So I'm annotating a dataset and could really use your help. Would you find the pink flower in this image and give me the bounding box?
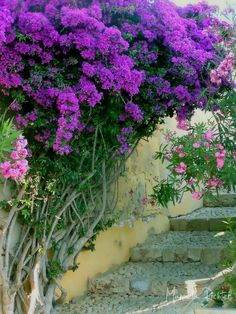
[175,162,187,174]
[193,141,200,148]
[178,152,185,158]
[216,158,225,169]
[203,130,214,142]
[9,168,20,180]
[18,148,28,158]
[10,151,20,160]
[14,135,28,150]
[15,159,29,177]
[192,191,201,200]
[0,161,12,179]
[210,70,221,86]
[187,178,194,186]
[215,150,226,169]
[0,135,29,181]
[204,141,210,148]
[207,176,223,188]
[177,119,188,130]
[210,53,234,86]
[166,153,172,160]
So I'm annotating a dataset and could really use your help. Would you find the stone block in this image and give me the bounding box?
[144,248,163,261]
[204,194,236,207]
[187,219,209,231]
[162,248,175,262]
[150,280,168,296]
[130,248,147,261]
[130,279,151,294]
[175,247,188,262]
[89,277,130,294]
[170,219,188,231]
[188,248,202,262]
[201,248,221,265]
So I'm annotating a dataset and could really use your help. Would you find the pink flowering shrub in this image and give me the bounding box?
[153,120,236,206]
[210,52,235,86]
[0,113,29,181]
[0,135,29,180]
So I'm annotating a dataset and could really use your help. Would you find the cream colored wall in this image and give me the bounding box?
[61,130,171,300]
[60,115,204,300]
[60,215,169,300]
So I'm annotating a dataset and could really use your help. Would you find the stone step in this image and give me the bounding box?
[204,193,236,207]
[170,207,236,231]
[60,293,203,314]
[130,231,232,264]
[60,294,166,314]
[88,262,222,297]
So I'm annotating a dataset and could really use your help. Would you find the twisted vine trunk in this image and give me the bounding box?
[0,151,121,314]
[0,273,16,314]
[0,125,134,314]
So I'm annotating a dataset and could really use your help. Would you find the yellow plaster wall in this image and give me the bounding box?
[61,130,171,300]
[60,214,169,300]
[61,116,202,300]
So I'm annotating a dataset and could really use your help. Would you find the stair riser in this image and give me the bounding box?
[170,218,236,231]
[204,194,236,207]
[89,279,208,297]
[130,247,228,264]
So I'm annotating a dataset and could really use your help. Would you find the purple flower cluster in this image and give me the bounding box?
[101,0,230,121]
[0,0,232,156]
[0,0,144,154]
[124,102,143,122]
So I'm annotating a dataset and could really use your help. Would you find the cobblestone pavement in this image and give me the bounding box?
[59,293,204,314]
[59,196,236,314]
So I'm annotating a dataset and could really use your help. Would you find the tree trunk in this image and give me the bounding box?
[44,284,57,314]
[0,272,15,314]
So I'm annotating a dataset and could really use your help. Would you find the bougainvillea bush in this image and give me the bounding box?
[0,0,234,313]
[0,0,232,155]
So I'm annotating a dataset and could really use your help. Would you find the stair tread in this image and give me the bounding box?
[133,231,232,249]
[60,293,204,314]
[60,295,166,314]
[171,207,236,221]
[204,193,236,207]
[91,261,222,282]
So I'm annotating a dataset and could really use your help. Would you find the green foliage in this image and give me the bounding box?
[47,260,63,280]
[152,85,236,208]
[0,112,21,163]
[152,179,181,207]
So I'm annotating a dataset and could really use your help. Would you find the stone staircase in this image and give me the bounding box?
[60,193,236,314]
